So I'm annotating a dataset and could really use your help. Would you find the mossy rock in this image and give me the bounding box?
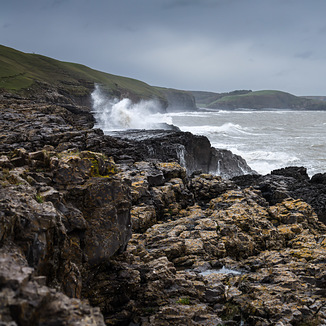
[54,150,119,186]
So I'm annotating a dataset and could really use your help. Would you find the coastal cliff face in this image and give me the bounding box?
[156,87,197,112]
[1,94,326,325]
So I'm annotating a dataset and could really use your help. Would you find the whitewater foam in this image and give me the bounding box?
[164,109,326,176]
[211,147,299,175]
[178,122,251,136]
[91,84,172,131]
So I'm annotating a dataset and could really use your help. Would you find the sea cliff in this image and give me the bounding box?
[1,93,326,325]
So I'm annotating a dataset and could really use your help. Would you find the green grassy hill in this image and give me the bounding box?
[190,90,251,107]
[190,89,326,110]
[2,44,325,110]
[0,44,166,105]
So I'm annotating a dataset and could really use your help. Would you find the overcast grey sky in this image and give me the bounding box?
[1,0,326,95]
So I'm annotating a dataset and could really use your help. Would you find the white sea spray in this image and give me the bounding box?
[91,84,172,131]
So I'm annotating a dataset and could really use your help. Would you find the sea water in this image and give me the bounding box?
[91,89,326,177]
[163,109,326,177]
[199,266,242,276]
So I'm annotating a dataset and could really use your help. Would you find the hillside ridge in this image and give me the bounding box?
[0,44,168,108]
[1,44,326,110]
[189,89,326,110]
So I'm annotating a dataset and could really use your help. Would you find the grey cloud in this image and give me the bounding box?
[51,0,68,6]
[318,25,326,34]
[162,0,221,9]
[295,51,313,59]
[1,0,326,95]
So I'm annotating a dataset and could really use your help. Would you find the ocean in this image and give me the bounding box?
[91,88,326,177]
[164,109,326,177]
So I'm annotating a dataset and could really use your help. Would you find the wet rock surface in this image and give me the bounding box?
[1,94,326,325]
[108,129,255,178]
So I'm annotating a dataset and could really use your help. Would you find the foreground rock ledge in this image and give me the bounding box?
[1,96,326,325]
[1,147,326,325]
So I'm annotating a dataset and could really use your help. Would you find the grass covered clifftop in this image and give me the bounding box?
[0,44,166,106]
[190,89,326,110]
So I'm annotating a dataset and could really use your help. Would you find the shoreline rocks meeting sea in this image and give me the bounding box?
[1,92,326,326]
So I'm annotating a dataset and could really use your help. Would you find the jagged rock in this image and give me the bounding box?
[119,187,326,325]
[131,205,157,232]
[0,150,133,295]
[311,172,326,184]
[81,177,132,264]
[210,147,255,178]
[52,150,132,265]
[2,150,326,325]
[0,155,13,169]
[0,180,68,283]
[232,166,326,224]
[190,173,237,203]
[102,130,255,178]
[0,96,254,179]
[0,249,105,326]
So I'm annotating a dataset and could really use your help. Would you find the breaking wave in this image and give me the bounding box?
[91,84,172,131]
[179,122,252,136]
[235,150,299,176]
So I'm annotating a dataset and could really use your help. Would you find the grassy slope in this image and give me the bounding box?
[190,89,326,110]
[209,90,306,109]
[2,44,325,110]
[0,44,165,102]
[190,90,252,107]
[187,90,222,107]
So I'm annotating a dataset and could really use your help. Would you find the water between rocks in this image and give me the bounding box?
[198,266,243,276]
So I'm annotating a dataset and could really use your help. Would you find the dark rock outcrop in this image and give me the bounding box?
[111,169,326,325]
[2,149,326,325]
[0,249,105,326]
[107,130,255,178]
[232,166,326,224]
[0,148,132,276]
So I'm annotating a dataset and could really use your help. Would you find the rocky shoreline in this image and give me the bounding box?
[1,94,326,325]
